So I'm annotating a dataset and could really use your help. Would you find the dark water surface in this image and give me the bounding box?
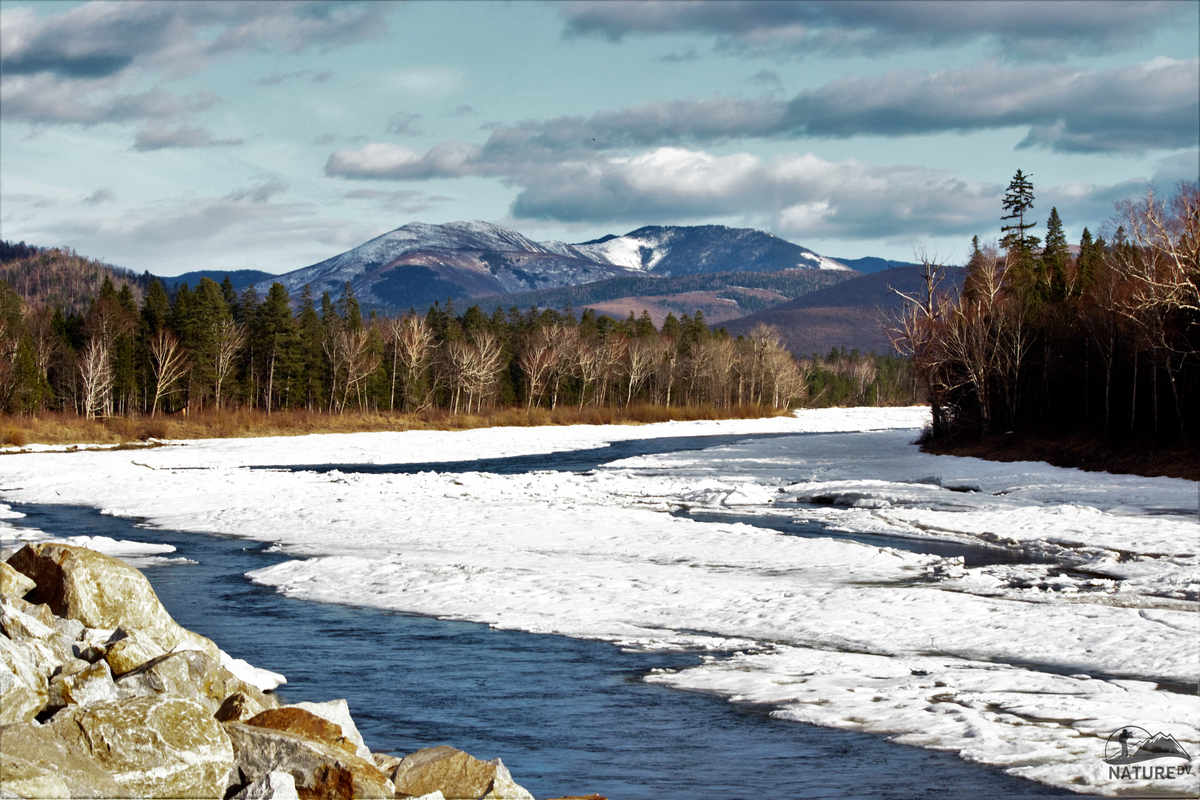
[5,499,1079,800]
[250,432,802,476]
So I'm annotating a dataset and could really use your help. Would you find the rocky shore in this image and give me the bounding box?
[1,543,601,800]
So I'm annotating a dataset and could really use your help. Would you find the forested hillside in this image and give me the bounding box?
[0,242,150,315]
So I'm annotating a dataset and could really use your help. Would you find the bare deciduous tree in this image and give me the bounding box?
[149,329,190,416]
[78,338,114,419]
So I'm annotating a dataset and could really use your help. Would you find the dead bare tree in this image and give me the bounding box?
[212,319,245,410]
[149,329,190,416]
[393,314,435,411]
[887,249,953,434]
[78,338,114,419]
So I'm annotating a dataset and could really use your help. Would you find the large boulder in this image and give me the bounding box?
[115,647,277,715]
[0,635,48,724]
[6,543,218,660]
[0,722,124,798]
[388,746,534,800]
[104,626,168,676]
[50,695,234,798]
[224,722,393,800]
[287,699,373,761]
[246,708,360,757]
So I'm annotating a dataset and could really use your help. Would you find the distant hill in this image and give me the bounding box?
[722,265,966,357]
[486,270,856,326]
[253,220,851,312]
[156,269,274,292]
[0,241,149,314]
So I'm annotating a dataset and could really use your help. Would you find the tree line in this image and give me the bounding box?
[0,268,918,418]
[892,175,1198,445]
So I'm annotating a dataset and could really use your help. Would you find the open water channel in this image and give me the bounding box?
[6,433,1081,799]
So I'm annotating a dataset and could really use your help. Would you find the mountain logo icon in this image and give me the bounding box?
[1104,727,1193,765]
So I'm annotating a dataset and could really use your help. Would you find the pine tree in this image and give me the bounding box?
[1040,207,1069,300]
[1075,228,1103,295]
[1000,170,1041,284]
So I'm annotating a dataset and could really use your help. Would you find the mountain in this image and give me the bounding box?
[497,270,856,326]
[253,221,850,311]
[721,264,966,357]
[832,256,920,274]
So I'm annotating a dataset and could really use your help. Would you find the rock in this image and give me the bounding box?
[0,636,48,724]
[48,659,120,709]
[115,647,277,715]
[224,722,393,800]
[52,615,85,642]
[389,746,534,800]
[232,770,301,800]
[218,691,269,723]
[0,599,56,641]
[6,543,218,660]
[372,753,404,774]
[0,754,72,799]
[247,707,360,757]
[104,626,168,675]
[0,722,124,798]
[51,695,234,798]
[288,699,373,761]
[0,561,35,600]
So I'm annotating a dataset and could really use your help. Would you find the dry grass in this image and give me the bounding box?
[0,404,786,447]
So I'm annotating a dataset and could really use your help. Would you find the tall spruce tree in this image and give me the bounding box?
[1041,207,1070,300]
[1000,170,1041,286]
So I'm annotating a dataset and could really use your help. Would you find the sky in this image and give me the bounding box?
[1,1,1197,277]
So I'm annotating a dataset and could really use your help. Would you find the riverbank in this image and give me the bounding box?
[920,431,1200,481]
[0,404,787,448]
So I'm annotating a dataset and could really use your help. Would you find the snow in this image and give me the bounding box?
[220,649,287,692]
[1,407,1196,796]
[572,231,667,271]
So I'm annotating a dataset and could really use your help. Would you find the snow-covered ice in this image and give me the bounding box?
[1,407,1195,796]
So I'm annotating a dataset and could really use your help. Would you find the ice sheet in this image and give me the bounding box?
[1,408,1196,796]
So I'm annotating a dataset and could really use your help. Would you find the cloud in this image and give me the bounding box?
[81,188,116,205]
[325,141,485,180]
[39,186,385,274]
[0,2,391,80]
[0,2,388,131]
[749,69,781,86]
[133,124,243,151]
[335,58,1194,161]
[254,69,335,86]
[507,147,1002,239]
[0,73,219,126]
[341,188,455,214]
[225,176,289,203]
[446,105,476,117]
[385,113,422,136]
[791,58,1199,154]
[559,0,1193,61]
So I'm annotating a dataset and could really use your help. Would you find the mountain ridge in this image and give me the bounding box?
[251,220,850,311]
